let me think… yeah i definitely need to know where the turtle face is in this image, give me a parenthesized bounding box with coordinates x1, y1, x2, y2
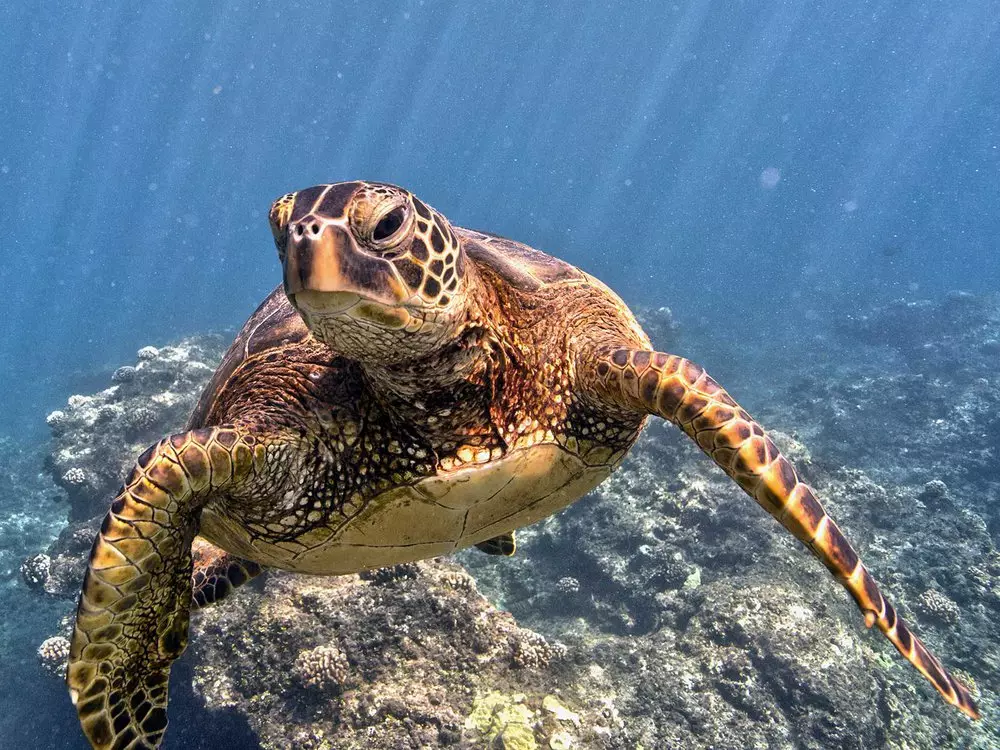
(269, 181, 468, 361)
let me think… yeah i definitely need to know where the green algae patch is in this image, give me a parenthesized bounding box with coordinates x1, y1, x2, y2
(464, 691, 538, 750)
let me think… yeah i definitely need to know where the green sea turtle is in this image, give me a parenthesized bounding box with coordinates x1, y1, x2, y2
(68, 180, 979, 749)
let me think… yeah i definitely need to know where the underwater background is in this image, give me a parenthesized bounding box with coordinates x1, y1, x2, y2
(1, 1, 998, 748)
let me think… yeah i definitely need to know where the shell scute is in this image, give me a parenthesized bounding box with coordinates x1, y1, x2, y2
(458, 228, 585, 291)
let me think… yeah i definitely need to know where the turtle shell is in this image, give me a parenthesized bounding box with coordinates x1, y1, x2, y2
(457, 228, 586, 290)
(188, 286, 306, 429)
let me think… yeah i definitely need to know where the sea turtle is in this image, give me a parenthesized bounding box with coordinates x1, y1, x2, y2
(68, 180, 979, 749)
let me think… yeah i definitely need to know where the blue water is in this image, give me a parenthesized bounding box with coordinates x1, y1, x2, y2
(1, 1, 997, 436)
(1, 2, 998, 747)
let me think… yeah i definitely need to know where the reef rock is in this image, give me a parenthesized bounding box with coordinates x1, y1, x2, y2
(43, 335, 227, 520)
(188, 561, 613, 749)
(22, 293, 1000, 748)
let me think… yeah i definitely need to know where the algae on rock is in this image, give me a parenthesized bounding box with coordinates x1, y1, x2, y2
(465, 692, 538, 750)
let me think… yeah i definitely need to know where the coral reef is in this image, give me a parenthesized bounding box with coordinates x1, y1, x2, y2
(187, 561, 607, 749)
(464, 692, 537, 750)
(836, 292, 994, 371)
(787, 293, 1000, 483)
(20, 552, 50, 590)
(18, 292, 1000, 748)
(22, 519, 100, 597)
(0, 434, 79, 746)
(462, 292, 1000, 748)
(915, 589, 962, 627)
(44, 335, 227, 520)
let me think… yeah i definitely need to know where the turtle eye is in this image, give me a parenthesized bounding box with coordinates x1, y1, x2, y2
(372, 206, 407, 243)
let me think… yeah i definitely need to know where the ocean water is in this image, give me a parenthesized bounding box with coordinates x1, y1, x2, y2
(1, 2, 998, 748)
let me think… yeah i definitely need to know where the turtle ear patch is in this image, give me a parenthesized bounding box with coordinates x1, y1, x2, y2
(409, 237, 430, 262)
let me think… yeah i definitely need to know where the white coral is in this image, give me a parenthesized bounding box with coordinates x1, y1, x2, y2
(61, 467, 88, 486)
(512, 630, 565, 669)
(38, 636, 70, 678)
(293, 644, 354, 690)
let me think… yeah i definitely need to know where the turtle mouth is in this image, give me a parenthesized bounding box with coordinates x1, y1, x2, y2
(291, 290, 413, 330)
(291, 290, 361, 314)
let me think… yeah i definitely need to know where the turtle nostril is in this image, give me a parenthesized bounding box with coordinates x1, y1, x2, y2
(291, 221, 323, 240)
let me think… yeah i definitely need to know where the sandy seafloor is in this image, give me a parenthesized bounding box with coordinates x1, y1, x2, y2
(2, 290, 999, 749)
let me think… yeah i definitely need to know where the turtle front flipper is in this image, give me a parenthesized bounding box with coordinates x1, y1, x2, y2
(191, 537, 264, 609)
(68, 427, 263, 749)
(586, 347, 980, 720)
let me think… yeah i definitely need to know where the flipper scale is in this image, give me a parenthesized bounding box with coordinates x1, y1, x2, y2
(68, 426, 261, 749)
(190, 538, 264, 609)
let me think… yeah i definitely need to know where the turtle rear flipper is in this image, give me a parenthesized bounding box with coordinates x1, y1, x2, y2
(68, 427, 263, 749)
(191, 538, 264, 609)
(475, 531, 516, 556)
(587, 347, 980, 720)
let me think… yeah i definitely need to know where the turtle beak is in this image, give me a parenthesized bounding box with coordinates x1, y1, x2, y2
(283, 221, 353, 297)
(282, 220, 407, 310)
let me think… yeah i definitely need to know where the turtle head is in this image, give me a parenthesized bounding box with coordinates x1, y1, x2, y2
(269, 181, 469, 362)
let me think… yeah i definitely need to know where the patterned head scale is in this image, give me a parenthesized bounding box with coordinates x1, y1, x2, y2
(268, 181, 468, 361)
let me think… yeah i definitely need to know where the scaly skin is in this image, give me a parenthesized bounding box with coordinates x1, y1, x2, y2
(68, 427, 267, 750)
(587, 347, 980, 720)
(190, 538, 263, 609)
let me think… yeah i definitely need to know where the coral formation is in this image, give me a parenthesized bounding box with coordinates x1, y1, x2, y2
(44, 335, 227, 520)
(60, 467, 88, 486)
(510, 630, 566, 669)
(37, 635, 70, 678)
(918, 479, 952, 509)
(20, 553, 50, 590)
(555, 576, 580, 595)
(359, 562, 420, 586)
(24, 519, 101, 598)
(915, 589, 962, 626)
(464, 692, 538, 750)
(18, 291, 1000, 748)
(187, 563, 603, 749)
(110, 365, 137, 384)
(293, 643, 354, 691)
(44, 409, 69, 434)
